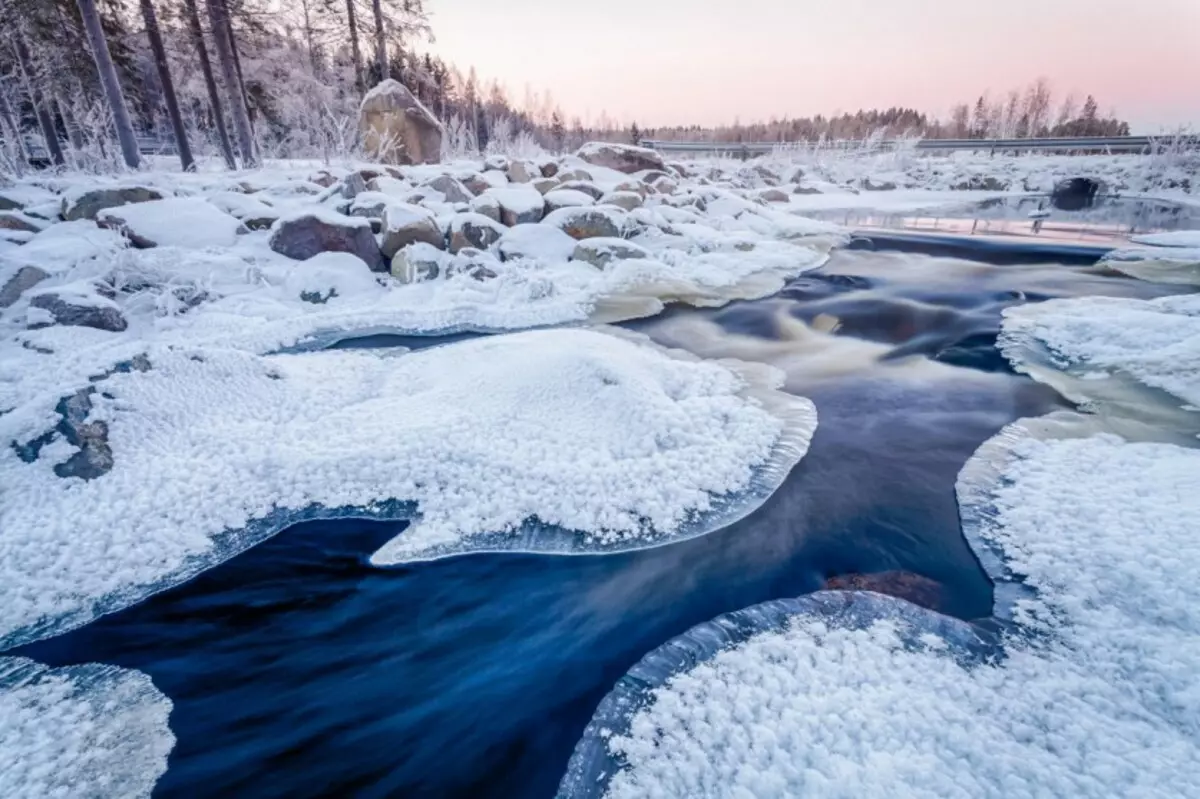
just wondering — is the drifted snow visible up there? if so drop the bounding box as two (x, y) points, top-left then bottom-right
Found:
(564, 429), (1200, 799)
(96, 198), (244, 248)
(0, 328), (816, 648)
(0, 657), (173, 799)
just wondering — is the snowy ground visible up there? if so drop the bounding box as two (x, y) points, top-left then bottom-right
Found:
(1, 144), (1197, 797)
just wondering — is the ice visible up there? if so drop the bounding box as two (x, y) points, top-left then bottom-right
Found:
(0, 657), (173, 799)
(0, 328), (816, 648)
(1131, 230), (1200, 248)
(1000, 293), (1200, 413)
(562, 425), (1200, 799)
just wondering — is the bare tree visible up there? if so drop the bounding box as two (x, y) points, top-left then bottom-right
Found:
(11, 28), (65, 166)
(205, 0), (256, 167)
(140, 0), (194, 170)
(181, 0), (235, 169)
(346, 0), (364, 93)
(372, 0), (387, 84)
(75, 0), (140, 168)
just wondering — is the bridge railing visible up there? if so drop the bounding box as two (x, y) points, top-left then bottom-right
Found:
(640, 135), (1199, 156)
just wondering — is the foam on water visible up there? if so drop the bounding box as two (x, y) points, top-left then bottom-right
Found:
(0, 657), (173, 799)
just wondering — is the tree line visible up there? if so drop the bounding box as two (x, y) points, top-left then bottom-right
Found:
(0, 1), (1134, 174)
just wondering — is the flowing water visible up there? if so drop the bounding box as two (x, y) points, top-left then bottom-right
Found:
(11, 245), (1189, 798)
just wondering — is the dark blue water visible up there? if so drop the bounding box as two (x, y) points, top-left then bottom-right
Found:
(11, 248), (1185, 798)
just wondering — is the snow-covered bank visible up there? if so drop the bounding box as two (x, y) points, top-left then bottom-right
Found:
(0, 657), (173, 799)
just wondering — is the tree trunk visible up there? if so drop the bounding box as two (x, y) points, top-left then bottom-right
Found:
(12, 30), (65, 167)
(54, 95), (85, 152)
(0, 84), (30, 162)
(205, 0), (256, 167)
(345, 0), (364, 94)
(372, 0), (387, 85)
(182, 0), (235, 169)
(75, 0), (140, 169)
(223, 3), (253, 131)
(139, 0), (194, 170)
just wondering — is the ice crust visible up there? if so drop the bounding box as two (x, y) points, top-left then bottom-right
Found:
(0, 657), (173, 799)
(0, 328), (816, 648)
(562, 428), (1200, 799)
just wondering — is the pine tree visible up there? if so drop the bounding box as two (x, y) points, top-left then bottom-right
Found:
(139, 0), (193, 170)
(629, 121), (641, 145)
(550, 110), (565, 152)
(1081, 95), (1099, 136)
(76, 0), (140, 167)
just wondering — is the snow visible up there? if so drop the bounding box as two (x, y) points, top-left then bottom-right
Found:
(1000, 293), (1200, 410)
(0, 328), (816, 648)
(483, 185), (544, 216)
(0, 657), (173, 799)
(381, 201), (436, 230)
(207, 191), (275, 220)
(271, 205), (373, 230)
(0, 220), (127, 274)
(543, 189), (596, 208)
(96, 197), (245, 248)
(1131, 230), (1200, 248)
(283, 252), (384, 301)
(563, 427), (1200, 799)
(497, 223), (578, 262)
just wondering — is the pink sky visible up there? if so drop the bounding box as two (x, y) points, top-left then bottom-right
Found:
(427, 0), (1199, 132)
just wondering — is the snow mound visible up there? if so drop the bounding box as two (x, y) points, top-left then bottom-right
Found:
(0, 657), (173, 799)
(97, 198), (245, 248)
(1102, 243), (1200, 286)
(1000, 293), (1200, 412)
(0, 328), (816, 648)
(562, 426), (1200, 799)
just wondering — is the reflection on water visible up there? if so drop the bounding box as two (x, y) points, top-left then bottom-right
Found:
(9, 248), (1192, 798)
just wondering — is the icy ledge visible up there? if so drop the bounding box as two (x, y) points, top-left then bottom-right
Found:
(0, 328), (816, 648)
(560, 423), (1200, 798)
(0, 657), (173, 799)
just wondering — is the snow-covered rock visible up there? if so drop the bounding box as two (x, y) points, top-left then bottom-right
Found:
(544, 188), (596, 212)
(544, 206), (626, 240)
(576, 141), (667, 174)
(284, 252), (382, 304)
(448, 212), (506, 253)
(28, 284), (128, 332)
(359, 78), (442, 165)
(484, 185), (546, 226)
(380, 202), (443, 257)
(97, 198), (246, 248)
(557, 180), (604, 201)
(599, 191), (643, 211)
(268, 209), (385, 272)
(62, 185), (165, 222)
(468, 193), (502, 223)
(207, 191), (278, 230)
(423, 175), (473, 203)
(0, 266), (48, 309)
(506, 159), (540, 184)
(497, 224), (578, 263)
(532, 177), (560, 195)
(391, 242), (448, 283)
(572, 237), (651, 269)
(0, 211), (45, 234)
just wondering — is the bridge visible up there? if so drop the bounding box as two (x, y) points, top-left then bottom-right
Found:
(641, 135), (1200, 156)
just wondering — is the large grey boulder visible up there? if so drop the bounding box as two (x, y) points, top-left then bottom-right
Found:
(448, 213), (506, 253)
(28, 287), (127, 332)
(62, 186), (165, 221)
(269, 210), (385, 271)
(469, 194), (502, 223)
(506, 160), (541, 184)
(598, 191), (643, 211)
(485, 186), (546, 226)
(543, 206), (625, 240)
(424, 175), (473, 203)
(359, 78), (443, 165)
(576, 141), (666, 174)
(557, 180), (604, 201)
(572, 237), (650, 269)
(543, 189), (596, 213)
(0, 266), (49, 309)
(380, 203), (444, 258)
(391, 242), (446, 283)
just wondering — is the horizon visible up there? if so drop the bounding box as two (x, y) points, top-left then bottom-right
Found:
(427, 0), (1200, 134)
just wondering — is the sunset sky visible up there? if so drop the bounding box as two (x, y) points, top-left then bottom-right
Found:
(427, 0), (1199, 132)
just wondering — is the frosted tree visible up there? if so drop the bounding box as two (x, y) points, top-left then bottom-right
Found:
(345, 0), (365, 93)
(372, 0), (387, 85)
(180, 0), (235, 168)
(76, 0), (140, 167)
(139, 0), (193, 170)
(206, 0), (256, 166)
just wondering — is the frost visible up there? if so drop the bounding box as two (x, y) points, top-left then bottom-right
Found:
(0, 657), (173, 799)
(0, 328), (816, 648)
(562, 428), (1200, 799)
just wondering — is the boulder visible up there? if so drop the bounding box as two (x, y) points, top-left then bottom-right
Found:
(667, 162), (691, 178)
(336, 172), (368, 199)
(757, 188), (790, 203)
(650, 176), (678, 195)
(506, 160), (540, 184)
(484, 154), (510, 172)
(0, 265), (49, 309)
(380, 203), (444, 258)
(445, 248), (500, 281)
(62, 186), (165, 222)
(571, 237), (650, 269)
(480, 169), (509, 189)
(557, 180), (604, 201)
(208, 191), (278, 230)
(285, 252), (382, 304)
(366, 175), (411, 196)
(599, 191), (643, 211)
(793, 184), (824, 195)
(469, 194), (502, 223)
(309, 170), (339, 188)
(538, 159), (560, 178)
(531, 178), (560, 195)
(462, 173), (491, 196)
(391, 242), (446, 283)
(424, 175), (473, 203)
(861, 178), (898, 192)
(348, 191), (394, 220)
(28, 287), (127, 332)
(543, 206), (625, 240)
(576, 141), (666, 174)
(824, 571), (949, 614)
(0, 211), (45, 234)
(269, 210), (385, 271)
(752, 164), (781, 186)
(1051, 177), (1104, 211)
(359, 78), (443, 165)
(96, 198), (246, 248)
(497, 224), (578, 262)
(556, 167), (594, 183)
(485, 186), (546, 226)
(448, 212), (506, 253)
(954, 176), (1009, 191)
(544, 189), (596, 212)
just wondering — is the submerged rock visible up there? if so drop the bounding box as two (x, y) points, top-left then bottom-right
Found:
(824, 571), (951, 614)
(1051, 177), (1105, 211)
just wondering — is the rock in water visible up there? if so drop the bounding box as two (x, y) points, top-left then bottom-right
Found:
(576, 141), (666, 174)
(1051, 177), (1105, 211)
(359, 79), (443, 165)
(269, 210), (385, 271)
(824, 571), (950, 614)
